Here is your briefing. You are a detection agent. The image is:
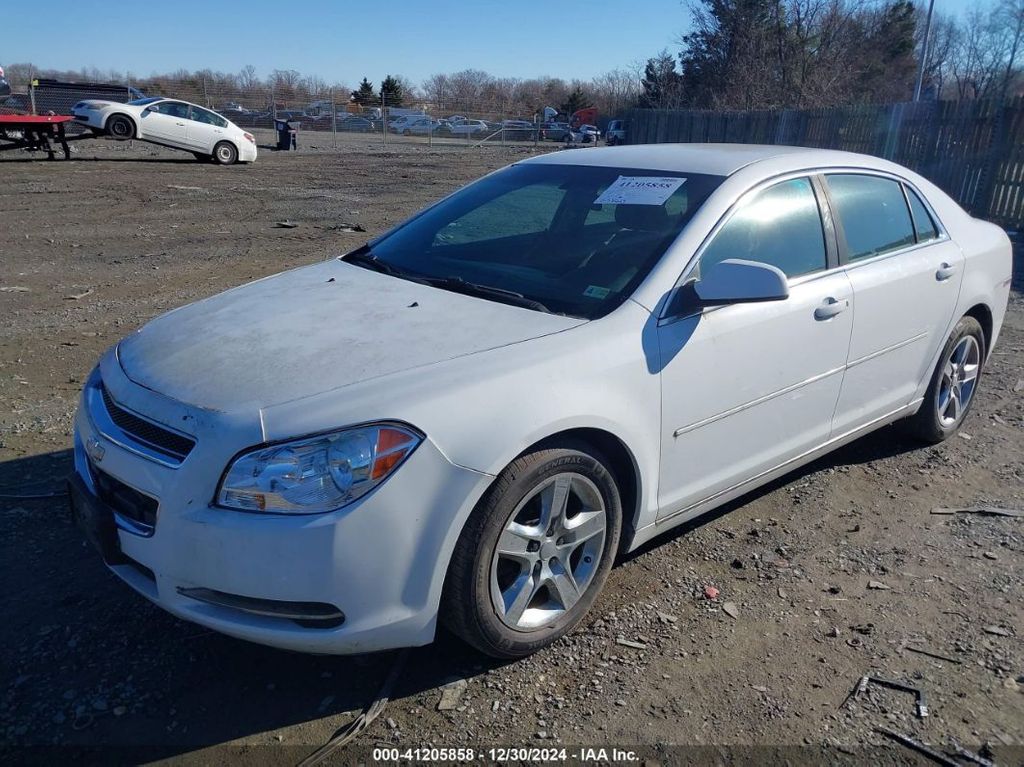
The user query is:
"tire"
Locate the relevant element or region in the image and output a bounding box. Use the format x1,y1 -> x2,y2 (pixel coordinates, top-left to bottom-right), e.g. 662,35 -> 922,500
441,445 -> 622,658
213,141 -> 238,165
904,315 -> 985,443
106,114 -> 135,140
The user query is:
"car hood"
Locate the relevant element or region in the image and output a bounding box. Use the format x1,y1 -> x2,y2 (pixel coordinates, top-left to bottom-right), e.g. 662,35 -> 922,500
117,259 -> 585,412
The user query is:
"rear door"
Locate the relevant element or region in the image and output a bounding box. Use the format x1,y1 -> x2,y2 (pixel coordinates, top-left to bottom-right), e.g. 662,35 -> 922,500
139,101 -> 190,148
825,173 -> 965,434
185,106 -> 229,151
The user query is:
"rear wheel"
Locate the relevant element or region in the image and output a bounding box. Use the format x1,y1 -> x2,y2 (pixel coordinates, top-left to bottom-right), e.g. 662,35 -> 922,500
904,316 -> 985,443
441,446 -> 622,658
213,141 -> 238,165
106,114 -> 135,140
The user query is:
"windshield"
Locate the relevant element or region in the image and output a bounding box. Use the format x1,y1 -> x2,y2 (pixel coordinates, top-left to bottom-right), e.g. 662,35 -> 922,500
353,163 -> 724,319
127,97 -> 162,106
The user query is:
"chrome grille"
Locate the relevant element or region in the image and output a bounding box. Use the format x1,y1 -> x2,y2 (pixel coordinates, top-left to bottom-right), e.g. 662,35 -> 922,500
100,385 -> 195,463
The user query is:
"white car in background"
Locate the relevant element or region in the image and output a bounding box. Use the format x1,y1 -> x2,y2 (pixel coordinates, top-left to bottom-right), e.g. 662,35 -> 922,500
401,117 -> 441,136
69,145 -> 1010,659
71,96 -> 257,164
445,119 -> 489,137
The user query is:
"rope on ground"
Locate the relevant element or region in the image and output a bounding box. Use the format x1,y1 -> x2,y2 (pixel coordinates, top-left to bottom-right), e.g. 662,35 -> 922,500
297,648 -> 410,767
0,490 -> 68,499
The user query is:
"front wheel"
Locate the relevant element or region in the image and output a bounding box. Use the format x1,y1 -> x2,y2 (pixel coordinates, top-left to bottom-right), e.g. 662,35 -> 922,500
106,114 -> 135,140
904,315 -> 985,443
441,446 -> 622,658
213,141 -> 238,165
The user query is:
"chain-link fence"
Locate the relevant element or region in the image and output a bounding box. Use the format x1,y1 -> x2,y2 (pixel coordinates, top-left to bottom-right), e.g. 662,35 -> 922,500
1,71 -> 597,150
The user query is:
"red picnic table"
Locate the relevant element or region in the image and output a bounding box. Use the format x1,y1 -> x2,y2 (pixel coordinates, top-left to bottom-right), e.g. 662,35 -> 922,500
0,114 -> 78,159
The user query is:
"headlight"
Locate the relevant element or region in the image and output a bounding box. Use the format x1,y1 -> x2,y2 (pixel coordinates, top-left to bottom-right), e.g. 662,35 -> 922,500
216,423 -> 421,514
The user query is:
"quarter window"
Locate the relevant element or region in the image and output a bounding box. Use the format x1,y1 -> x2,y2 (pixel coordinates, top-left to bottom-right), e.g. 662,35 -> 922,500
826,174 -> 915,261
699,177 -> 827,279
905,186 -> 939,243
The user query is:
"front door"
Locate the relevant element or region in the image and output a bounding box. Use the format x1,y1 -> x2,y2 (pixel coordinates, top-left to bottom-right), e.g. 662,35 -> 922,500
657,177 -> 854,520
140,100 -> 190,148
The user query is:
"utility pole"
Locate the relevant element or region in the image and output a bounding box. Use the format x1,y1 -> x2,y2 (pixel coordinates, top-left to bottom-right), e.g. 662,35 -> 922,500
914,0 -> 936,102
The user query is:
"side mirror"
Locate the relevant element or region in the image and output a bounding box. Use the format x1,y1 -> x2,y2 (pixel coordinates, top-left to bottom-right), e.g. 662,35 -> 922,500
667,259 -> 789,318
694,258 -> 789,306
145,105 -> 160,112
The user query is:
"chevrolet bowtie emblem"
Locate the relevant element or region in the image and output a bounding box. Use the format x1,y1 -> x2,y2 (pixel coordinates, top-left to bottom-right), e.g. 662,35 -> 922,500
86,436 -> 105,463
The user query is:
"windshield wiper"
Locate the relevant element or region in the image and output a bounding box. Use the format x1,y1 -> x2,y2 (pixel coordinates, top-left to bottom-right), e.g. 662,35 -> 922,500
341,248 -> 412,278
421,275 -> 552,313
343,251 -> 553,313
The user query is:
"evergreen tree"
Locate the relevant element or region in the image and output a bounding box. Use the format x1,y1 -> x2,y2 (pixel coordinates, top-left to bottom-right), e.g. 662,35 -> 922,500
560,85 -> 591,116
641,50 -> 684,108
351,77 -> 377,106
380,75 -> 404,106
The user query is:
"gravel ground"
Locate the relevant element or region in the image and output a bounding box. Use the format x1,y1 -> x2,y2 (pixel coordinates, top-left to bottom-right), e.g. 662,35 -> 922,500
1,139 -> 1022,765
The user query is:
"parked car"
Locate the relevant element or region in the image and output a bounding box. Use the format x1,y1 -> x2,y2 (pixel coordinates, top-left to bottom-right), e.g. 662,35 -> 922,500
501,119 -> 536,140
539,121 -> 569,141
445,119 -> 488,137
71,96 -> 257,164
605,119 -> 626,145
0,65 -> 10,100
387,114 -> 425,133
400,117 -> 442,136
337,116 -> 375,133
69,145 -> 1010,659
566,123 -> 600,144
0,93 -> 30,115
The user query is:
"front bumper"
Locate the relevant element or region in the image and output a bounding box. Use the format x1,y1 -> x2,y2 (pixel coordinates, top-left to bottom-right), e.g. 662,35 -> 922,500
72,356 -> 488,654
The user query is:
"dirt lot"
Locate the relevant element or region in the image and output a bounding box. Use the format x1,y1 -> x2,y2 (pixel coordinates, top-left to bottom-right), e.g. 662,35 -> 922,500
1,139 -> 1022,764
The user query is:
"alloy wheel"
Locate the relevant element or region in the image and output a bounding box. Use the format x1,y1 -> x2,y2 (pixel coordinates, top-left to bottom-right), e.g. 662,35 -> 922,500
936,335 -> 980,427
489,473 -> 606,630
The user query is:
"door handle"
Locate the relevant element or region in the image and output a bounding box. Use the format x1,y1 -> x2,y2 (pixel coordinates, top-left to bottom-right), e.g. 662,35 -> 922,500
814,297 -> 848,321
936,262 -> 958,281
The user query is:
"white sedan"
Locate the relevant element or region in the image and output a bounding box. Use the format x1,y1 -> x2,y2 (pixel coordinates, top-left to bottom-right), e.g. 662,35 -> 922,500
68,144 -> 1011,658
71,96 -> 257,164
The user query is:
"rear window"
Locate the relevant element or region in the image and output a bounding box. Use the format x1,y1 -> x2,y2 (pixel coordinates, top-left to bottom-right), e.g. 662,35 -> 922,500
826,174 -> 915,261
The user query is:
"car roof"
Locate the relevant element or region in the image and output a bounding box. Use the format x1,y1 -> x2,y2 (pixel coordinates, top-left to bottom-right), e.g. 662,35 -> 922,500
520,143 -> 892,177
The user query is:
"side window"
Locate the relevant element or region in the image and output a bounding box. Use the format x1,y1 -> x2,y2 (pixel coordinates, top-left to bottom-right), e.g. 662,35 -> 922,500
699,177 -> 827,279
149,101 -> 190,119
827,174 -> 915,260
191,107 -> 228,128
905,185 -> 939,243
432,183 -> 566,246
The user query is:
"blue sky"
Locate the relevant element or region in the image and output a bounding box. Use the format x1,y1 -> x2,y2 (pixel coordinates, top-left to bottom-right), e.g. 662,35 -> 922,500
7,0 -> 983,87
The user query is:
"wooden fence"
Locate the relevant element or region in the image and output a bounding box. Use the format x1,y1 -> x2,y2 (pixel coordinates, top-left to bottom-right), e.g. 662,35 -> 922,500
626,98 -> 1024,229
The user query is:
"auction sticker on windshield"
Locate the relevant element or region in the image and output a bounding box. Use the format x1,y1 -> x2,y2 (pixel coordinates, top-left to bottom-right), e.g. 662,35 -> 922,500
594,176 -> 686,205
